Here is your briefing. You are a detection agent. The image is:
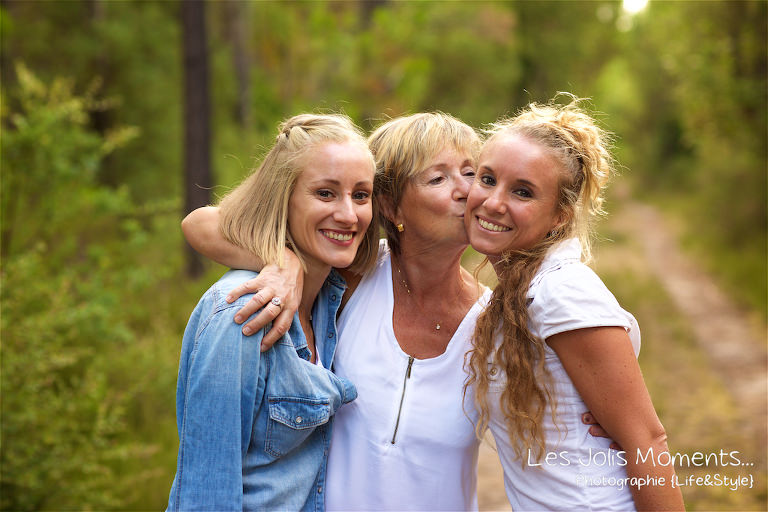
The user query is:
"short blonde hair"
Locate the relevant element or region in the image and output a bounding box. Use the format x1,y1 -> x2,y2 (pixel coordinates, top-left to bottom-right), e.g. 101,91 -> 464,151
368,112 -> 480,254
218,113 -> 379,274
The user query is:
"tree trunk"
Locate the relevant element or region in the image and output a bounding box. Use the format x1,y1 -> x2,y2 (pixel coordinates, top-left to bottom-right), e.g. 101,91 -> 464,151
181,0 -> 211,278
221,1 -> 251,128
359,0 -> 387,29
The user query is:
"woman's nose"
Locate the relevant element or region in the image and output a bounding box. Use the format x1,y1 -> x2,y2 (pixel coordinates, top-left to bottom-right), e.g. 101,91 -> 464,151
484,190 -> 506,214
453,175 -> 470,201
333,197 -> 357,225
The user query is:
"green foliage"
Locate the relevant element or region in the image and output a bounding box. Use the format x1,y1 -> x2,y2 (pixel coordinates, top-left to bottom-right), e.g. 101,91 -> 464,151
0,64 -> 180,510
1,0 -> 182,200
358,2 -> 521,126
2,64 -> 138,257
608,0 -> 768,314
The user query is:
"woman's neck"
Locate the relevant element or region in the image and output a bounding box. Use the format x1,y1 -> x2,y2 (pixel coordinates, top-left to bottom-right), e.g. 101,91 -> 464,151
390,241 -> 480,359
298,261 -> 331,321
297,262 -> 331,365
394,242 -> 475,301
489,255 -> 503,276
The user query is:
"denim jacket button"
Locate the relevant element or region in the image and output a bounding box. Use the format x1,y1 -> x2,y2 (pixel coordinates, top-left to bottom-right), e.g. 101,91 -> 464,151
317,486 -> 323,494
295,416 -> 303,424
327,332 -> 333,338
331,294 -> 337,301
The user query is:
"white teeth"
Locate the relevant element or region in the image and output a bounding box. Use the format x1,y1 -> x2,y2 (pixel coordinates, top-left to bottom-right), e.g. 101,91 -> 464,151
478,218 -> 510,232
323,230 -> 353,241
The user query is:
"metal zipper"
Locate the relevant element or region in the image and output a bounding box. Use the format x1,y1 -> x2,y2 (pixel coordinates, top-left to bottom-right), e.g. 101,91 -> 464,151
391,356 -> 414,445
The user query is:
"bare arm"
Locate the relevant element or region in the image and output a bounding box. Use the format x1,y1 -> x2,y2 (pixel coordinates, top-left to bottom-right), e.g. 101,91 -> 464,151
182,206 -> 261,270
182,206 -> 303,349
547,327 -> 684,512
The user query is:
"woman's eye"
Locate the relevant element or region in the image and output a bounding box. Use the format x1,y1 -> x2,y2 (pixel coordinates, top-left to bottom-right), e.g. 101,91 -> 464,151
514,188 -> 532,198
316,189 -> 334,199
352,191 -> 370,201
462,167 -> 476,179
428,176 -> 445,185
480,174 -> 496,186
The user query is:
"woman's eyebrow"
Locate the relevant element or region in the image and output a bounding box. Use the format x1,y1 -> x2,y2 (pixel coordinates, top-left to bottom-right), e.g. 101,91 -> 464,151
517,178 -> 539,190
308,179 -> 372,187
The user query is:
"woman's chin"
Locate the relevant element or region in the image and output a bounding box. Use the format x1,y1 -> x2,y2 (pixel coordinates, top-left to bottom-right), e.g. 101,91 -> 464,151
469,239 -> 504,259
323,250 -> 358,270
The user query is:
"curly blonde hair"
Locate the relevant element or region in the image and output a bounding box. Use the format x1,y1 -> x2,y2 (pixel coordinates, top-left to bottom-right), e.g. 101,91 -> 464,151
465,95 -> 614,464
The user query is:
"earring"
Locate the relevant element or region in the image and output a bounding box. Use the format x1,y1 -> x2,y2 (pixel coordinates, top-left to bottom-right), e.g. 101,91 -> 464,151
396,223 -> 404,233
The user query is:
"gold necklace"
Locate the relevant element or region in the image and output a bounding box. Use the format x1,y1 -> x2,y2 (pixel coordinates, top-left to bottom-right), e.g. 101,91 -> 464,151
394,260 -> 441,331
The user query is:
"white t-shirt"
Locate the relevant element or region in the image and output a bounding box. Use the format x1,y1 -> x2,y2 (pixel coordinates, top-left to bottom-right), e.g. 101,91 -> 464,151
325,241 -> 492,511
487,238 -> 640,511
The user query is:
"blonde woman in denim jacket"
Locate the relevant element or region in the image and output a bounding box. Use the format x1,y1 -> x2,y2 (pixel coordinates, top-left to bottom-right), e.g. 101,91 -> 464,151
167,113 -> 379,511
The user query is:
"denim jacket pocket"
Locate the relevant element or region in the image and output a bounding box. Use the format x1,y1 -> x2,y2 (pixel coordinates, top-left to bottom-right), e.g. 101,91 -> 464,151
265,396 -> 331,458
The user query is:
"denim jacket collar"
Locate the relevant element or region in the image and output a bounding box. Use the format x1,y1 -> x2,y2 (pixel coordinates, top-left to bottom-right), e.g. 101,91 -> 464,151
288,269 -> 347,363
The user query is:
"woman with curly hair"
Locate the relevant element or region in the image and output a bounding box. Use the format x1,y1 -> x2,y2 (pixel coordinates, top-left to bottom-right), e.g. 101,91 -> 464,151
464,97 -> 684,511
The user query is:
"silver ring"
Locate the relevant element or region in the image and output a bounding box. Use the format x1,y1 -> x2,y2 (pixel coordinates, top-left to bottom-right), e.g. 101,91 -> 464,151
270,296 -> 283,308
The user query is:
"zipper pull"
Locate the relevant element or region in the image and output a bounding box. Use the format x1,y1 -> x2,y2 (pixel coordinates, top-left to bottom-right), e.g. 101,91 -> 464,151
391,356 -> 416,445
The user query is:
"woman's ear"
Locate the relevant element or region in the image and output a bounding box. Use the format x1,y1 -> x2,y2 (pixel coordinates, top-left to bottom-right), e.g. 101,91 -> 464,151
377,194 -> 399,225
551,207 -> 571,235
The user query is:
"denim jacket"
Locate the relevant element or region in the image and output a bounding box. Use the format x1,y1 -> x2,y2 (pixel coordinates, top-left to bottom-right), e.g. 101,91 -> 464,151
167,269 -> 356,511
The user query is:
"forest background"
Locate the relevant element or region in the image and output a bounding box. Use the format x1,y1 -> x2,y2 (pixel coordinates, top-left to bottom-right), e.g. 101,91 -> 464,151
1,1 -> 766,510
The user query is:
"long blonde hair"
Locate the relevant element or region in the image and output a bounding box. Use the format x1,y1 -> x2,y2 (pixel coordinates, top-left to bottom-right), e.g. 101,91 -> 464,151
367,112 -> 481,255
218,113 -> 379,274
465,96 -> 614,463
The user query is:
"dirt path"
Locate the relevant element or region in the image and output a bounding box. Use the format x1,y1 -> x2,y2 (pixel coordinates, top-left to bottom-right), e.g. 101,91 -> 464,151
606,199 -> 767,450
477,437 -> 512,511
475,197 -> 767,510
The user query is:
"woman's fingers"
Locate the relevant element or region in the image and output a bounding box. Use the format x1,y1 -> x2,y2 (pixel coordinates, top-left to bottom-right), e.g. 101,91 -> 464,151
240,294 -> 297,351
228,263 -> 302,348
242,289 -> 299,346
241,297 -> 282,336
260,310 -> 293,351
582,412 -> 623,451
233,287 -> 273,324
226,278 -> 261,304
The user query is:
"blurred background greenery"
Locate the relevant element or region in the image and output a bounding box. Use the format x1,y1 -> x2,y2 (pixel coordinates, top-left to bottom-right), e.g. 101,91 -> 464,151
1,1 -> 765,510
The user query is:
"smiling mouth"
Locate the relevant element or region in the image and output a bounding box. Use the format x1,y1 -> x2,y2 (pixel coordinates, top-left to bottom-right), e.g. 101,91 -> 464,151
321,230 -> 354,242
477,217 -> 511,232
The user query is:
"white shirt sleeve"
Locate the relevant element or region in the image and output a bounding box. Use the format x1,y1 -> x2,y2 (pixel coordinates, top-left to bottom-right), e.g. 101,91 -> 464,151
527,263 -> 641,355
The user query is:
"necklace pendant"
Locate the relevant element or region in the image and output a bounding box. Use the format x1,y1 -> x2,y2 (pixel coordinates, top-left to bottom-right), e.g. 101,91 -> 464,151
436,323 -> 441,330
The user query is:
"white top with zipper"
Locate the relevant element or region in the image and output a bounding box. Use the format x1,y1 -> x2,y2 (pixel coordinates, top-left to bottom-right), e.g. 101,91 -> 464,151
325,240 -> 491,511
